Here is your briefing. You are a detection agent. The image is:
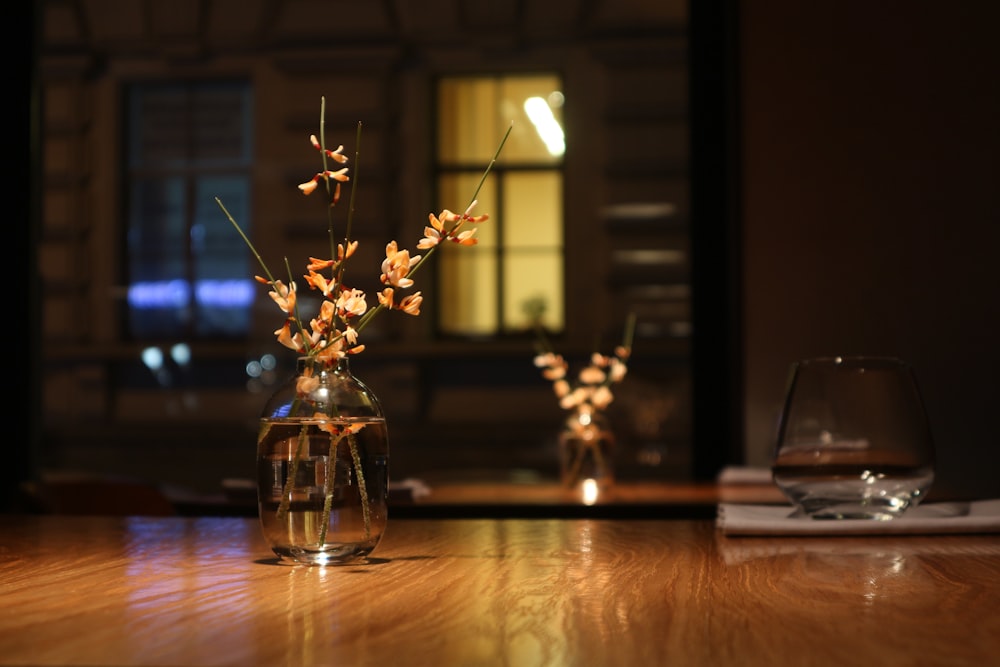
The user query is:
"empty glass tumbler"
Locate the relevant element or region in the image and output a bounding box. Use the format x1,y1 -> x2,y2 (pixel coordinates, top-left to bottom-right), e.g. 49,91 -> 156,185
772,356 -> 935,520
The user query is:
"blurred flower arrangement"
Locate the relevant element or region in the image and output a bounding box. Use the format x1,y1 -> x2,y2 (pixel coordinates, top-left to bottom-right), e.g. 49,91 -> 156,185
533,313 -> 636,489
216,97 -> 509,547
533,312 -> 636,416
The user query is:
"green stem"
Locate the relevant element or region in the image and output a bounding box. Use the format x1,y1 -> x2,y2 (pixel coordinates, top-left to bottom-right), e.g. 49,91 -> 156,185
317,429 -> 349,546
406,122 -> 512,281
348,434 -> 371,539
563,438 -> 587,487
215,197 -> 278,285
277,424 -> 310,521
216,197 -> 317,356
340,121 -> 362,278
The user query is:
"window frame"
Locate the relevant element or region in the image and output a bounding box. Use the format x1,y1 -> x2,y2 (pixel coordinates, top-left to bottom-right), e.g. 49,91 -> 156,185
431,73 -> 567,339
121,79 -> 255,342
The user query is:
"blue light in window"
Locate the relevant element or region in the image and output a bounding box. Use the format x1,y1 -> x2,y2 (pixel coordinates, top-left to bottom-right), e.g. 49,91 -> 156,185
128,279 -> 190,309
128,279 -> 255,309
195,279 -> 256,308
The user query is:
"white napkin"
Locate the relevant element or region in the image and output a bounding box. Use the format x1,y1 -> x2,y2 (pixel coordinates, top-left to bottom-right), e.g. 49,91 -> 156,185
717,499 -> 1000,536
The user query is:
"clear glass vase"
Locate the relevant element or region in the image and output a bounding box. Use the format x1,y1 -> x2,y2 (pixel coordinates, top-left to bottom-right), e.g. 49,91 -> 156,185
559,408 -> 615,492
256,356 -> 388,565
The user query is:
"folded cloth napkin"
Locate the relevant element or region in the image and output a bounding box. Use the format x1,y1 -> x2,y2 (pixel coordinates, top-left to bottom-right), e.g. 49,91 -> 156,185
716,465 -> 774,485
717,499 -> 1000,536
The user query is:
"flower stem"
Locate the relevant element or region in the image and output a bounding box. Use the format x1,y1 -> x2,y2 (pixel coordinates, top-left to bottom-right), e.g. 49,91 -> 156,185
347,434 -> 371,538
318,429 -> 347,546
277,424 -> 310,521
215,197 -> 277,284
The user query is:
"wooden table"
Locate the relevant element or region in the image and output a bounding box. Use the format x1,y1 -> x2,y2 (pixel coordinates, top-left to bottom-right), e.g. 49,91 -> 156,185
393,480 -> 790,518
2,515 -> 999,666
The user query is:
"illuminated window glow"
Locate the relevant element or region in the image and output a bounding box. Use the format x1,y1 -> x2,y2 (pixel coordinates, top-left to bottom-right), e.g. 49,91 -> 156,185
437,74 -> 565,335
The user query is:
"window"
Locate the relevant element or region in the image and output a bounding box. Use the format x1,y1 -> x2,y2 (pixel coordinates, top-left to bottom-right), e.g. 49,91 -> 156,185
435,75 -> 565,335
125,81 -> 253,339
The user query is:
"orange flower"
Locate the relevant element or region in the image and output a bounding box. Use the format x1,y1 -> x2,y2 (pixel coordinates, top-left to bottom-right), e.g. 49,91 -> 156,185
217,112 -> 510,369
336,288 -> 367,318
267,280 -> 296,314
380,241 -> 419,289
398,292 -> 423,316
303,270 -> 335,297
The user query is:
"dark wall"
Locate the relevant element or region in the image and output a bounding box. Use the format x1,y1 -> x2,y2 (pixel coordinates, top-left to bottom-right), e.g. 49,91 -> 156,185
741,2 -> 1000,497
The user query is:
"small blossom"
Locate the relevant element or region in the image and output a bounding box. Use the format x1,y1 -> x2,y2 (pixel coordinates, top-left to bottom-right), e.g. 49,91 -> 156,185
296,373 -> 320,396
533,352 -> 557,368
309,135 -> 349,164
338,241 -> 358,260
591,386 -> 614,410
303,270 -> 335,297
542,366 -> 566,381
380,241 -> 420,288
315,336 -> 346,362
336,288 -> 367,318
398,292 -> 423,316
377,287 -> 395,309
560,388 -> 588,410
451,229 -> 478,246
417,219 -> 443,249
297,178 -> 320,195
309,300 -> 336,337
307,257 -> 335,271
275,319 -> 298,351
579,366 -> 606,385
267,280 -> 297,314
609,359 -> 628,383
298,169 -> 350,195
318,420 -> 367,436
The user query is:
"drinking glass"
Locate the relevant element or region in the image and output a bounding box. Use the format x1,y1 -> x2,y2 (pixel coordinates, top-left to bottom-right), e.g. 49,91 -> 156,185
772,356 -> 935,520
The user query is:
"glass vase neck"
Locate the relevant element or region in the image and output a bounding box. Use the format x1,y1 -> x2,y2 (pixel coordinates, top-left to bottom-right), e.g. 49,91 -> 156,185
297,356 -> 349,373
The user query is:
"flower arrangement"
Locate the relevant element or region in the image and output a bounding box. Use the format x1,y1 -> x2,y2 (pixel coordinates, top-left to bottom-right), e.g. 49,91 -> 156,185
218,98 -> 508,367
533,312 -> 636,416
533,313 -> 636,488
215,98 -> 509,560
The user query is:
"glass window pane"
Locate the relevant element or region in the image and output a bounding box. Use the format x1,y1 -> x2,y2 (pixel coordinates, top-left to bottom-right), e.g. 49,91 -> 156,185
193,176 -> 253,336
438,247 -> 498,335
504,172 -> 562,248
437,171 -> 499,334
129,85 -> 189,168
191,84 -> 253,165
126,81 -> 252,339
127,177 -> 189,337
504,250 -> 563,333
438,78 -> 500,164
438,75 -> 563,165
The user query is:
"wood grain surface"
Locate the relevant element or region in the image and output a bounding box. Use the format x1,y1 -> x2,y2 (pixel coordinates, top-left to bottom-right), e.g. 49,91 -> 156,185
1,515 -> 998,666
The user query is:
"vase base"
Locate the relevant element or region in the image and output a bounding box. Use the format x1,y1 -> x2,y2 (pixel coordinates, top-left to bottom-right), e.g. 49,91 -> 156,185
273,544 -> 376,566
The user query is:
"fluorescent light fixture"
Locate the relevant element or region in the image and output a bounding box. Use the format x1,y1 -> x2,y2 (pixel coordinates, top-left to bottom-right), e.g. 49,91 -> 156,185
523,96 -> 565,157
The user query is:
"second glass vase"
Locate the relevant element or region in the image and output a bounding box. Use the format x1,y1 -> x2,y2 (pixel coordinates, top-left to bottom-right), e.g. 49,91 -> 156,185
559,408 -> 615,492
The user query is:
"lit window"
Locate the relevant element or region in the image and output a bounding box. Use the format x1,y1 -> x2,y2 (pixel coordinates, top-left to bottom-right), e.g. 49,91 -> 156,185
125,81 -> 253,339
436,75 -> 564,335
